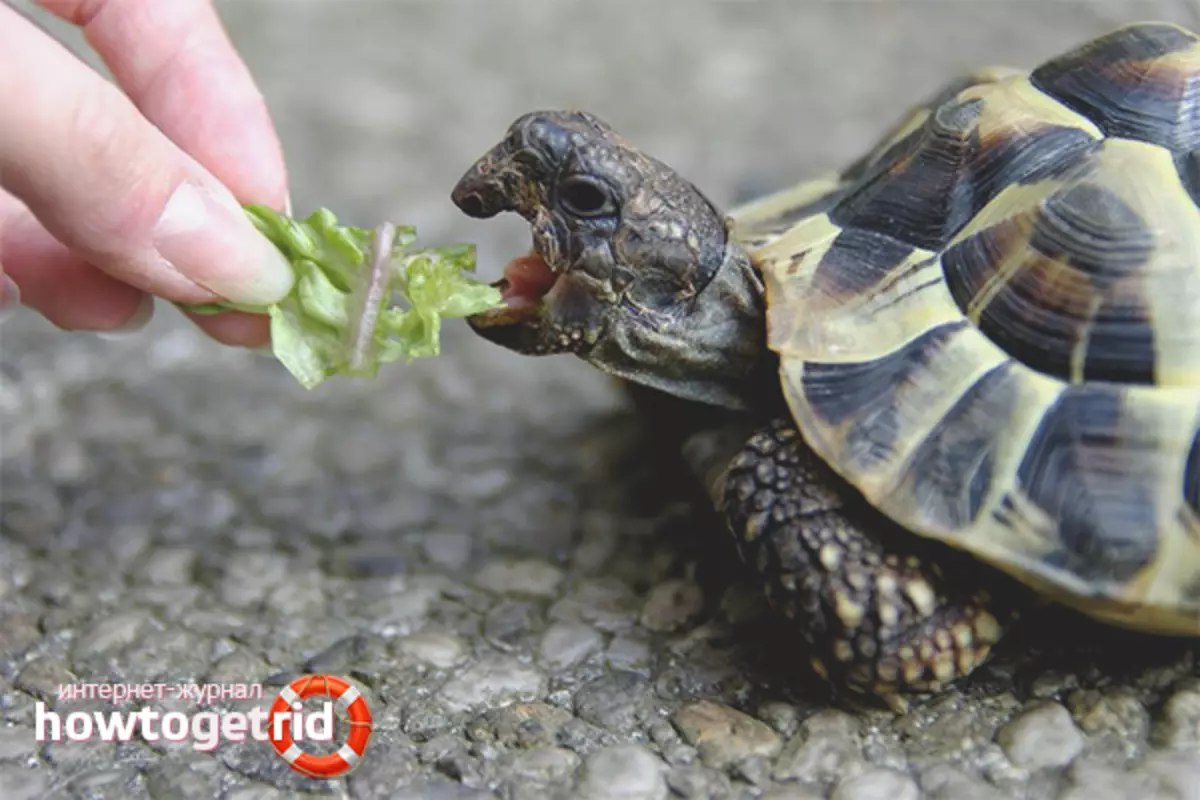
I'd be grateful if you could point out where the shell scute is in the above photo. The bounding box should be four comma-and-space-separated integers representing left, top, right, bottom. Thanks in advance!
1014, 384, 1159, 583
1031, 22, 1200, 152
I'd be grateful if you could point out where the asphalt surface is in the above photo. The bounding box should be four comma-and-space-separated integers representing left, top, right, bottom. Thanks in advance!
2, 1, 1199, 798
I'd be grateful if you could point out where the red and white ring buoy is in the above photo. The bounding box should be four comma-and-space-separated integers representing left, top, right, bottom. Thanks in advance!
269, 674, 373, 779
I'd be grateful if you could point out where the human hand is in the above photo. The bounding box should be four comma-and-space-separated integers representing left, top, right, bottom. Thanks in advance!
0, 0, 293, 347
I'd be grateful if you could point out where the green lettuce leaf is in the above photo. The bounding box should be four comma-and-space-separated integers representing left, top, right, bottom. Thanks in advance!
184, 205, 502, 389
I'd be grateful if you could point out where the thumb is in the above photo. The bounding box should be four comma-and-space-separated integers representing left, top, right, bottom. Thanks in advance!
0, 4, 293, 306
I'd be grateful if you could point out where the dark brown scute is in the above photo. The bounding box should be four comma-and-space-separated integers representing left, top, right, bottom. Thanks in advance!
830, 99, 980, 251
1185, 426, 1200, 517
831, 97, 1098, 252
809, 227, 915, 302
1015, 385, 1159, 582
1082, 291, 1157, 383
800, 321, 969, 472
903, 362, 1016, 530
1030, 23, 1200, 153
1032, 183, 1156, 281
941, 177, 1158, 385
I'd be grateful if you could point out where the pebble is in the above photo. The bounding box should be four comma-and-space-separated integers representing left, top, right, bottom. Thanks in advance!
574, 672, 653, 732
671, 699, 782, 769
773, 710, 864, 786
1067, 688, 1149, 738
0, 726, 35, 762
71, 611, 153, 658
510, 746, 580, 784
576, 745, 668, 800
0, 771, 48, 800
548, 578, 641, 632
919, 765, 1009, 800
484, 601, 542, 652
758, 701, 802, 739
665, 766, 711, 798
475, 559, 564, 598
1059, 758, 1158, 800
758, 788, 824, 800
538, 621, 604, 669
398, 632, 469, 669
13, 658, 74, 703
1155, 687, 1200, 749
831, 768, 920, 800
466, 702, 572, 748
423, 532, 474, 571
996, 701, 1084, 770
0, 614, 40, 656
139, 547, 197, 586
639, 580, 704, 632
1140, 750, 1200, 800
438, 658, 546, 714
604, 633, 654, 672
218, 552, 290, 607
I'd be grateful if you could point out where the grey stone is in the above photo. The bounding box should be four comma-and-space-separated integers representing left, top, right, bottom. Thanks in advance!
603, 633, 655, 673
1154, 687, 1200, 750
577, 745, 669, 800
0, 614, 41, 656
920, 765, 1009, 800
773, 710, 866, 787
483, 601, 542, 652
0, 770, 48, 800
0, 726, 35, 763
639, 580, 705, 633
509, 746, 581, 784
13, 659, 74, 703
466, 702, 572, 748
398, 632, 470, 669
1140, 750, 1200, 800
671, 699, 783, 769
574, 672, 654, 733
139, 546, 198, 586
71, 611, 154, 658
538, 621, 605, 669
831, 769, 921, 800
1059, 758, 1160, 800
996, 701, 1084, 770
438, 658, 546, 714
475, 559, 565, 598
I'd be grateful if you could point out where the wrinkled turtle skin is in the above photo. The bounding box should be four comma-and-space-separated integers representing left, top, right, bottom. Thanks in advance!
451, 21, 1200, 709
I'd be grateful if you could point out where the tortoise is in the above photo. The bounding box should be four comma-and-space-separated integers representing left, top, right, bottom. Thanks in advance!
450, 20, 1200, 707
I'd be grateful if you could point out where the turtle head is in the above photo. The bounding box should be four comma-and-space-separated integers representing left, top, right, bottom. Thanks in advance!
452, 110, 766, 410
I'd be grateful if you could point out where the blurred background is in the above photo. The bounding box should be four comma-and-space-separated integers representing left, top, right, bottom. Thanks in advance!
2, 2, 1199, 799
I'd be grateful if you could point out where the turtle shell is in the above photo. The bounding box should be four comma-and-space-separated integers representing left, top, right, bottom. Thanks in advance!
735, 22, 1200, 635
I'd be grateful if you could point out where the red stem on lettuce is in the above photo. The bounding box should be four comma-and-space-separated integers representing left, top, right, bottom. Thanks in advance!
348, 222, 397, 373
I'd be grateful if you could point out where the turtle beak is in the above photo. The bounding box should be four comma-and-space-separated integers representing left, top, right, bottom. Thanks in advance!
451, 147, 569, 353
451, 145, 518, 220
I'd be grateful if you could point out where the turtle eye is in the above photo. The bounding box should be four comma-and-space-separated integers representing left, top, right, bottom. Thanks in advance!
557, 176, 615, 218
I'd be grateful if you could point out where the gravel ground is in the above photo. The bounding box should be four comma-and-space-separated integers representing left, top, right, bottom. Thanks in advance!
2, 1, 1200, 798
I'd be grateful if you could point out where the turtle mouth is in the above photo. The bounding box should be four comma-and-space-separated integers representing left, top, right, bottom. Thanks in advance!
469, 240, 562, 328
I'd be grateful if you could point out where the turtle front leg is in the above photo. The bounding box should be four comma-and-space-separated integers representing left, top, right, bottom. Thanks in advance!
713, 419, 1018, 710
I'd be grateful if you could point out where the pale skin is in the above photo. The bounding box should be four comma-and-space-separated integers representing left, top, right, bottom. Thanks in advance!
0, 0, 294, 346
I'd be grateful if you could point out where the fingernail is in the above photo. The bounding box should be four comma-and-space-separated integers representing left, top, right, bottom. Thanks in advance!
153, 182, 295, 305
0, 273, 20, 325
283, 192, 294, 217
97, 294, 155, 340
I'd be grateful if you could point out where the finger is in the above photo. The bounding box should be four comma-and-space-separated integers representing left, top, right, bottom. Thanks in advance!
36, 0, 289, 210
0, 193, 151, 332
0, 3, 294, 306
183, 308, 272, 348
